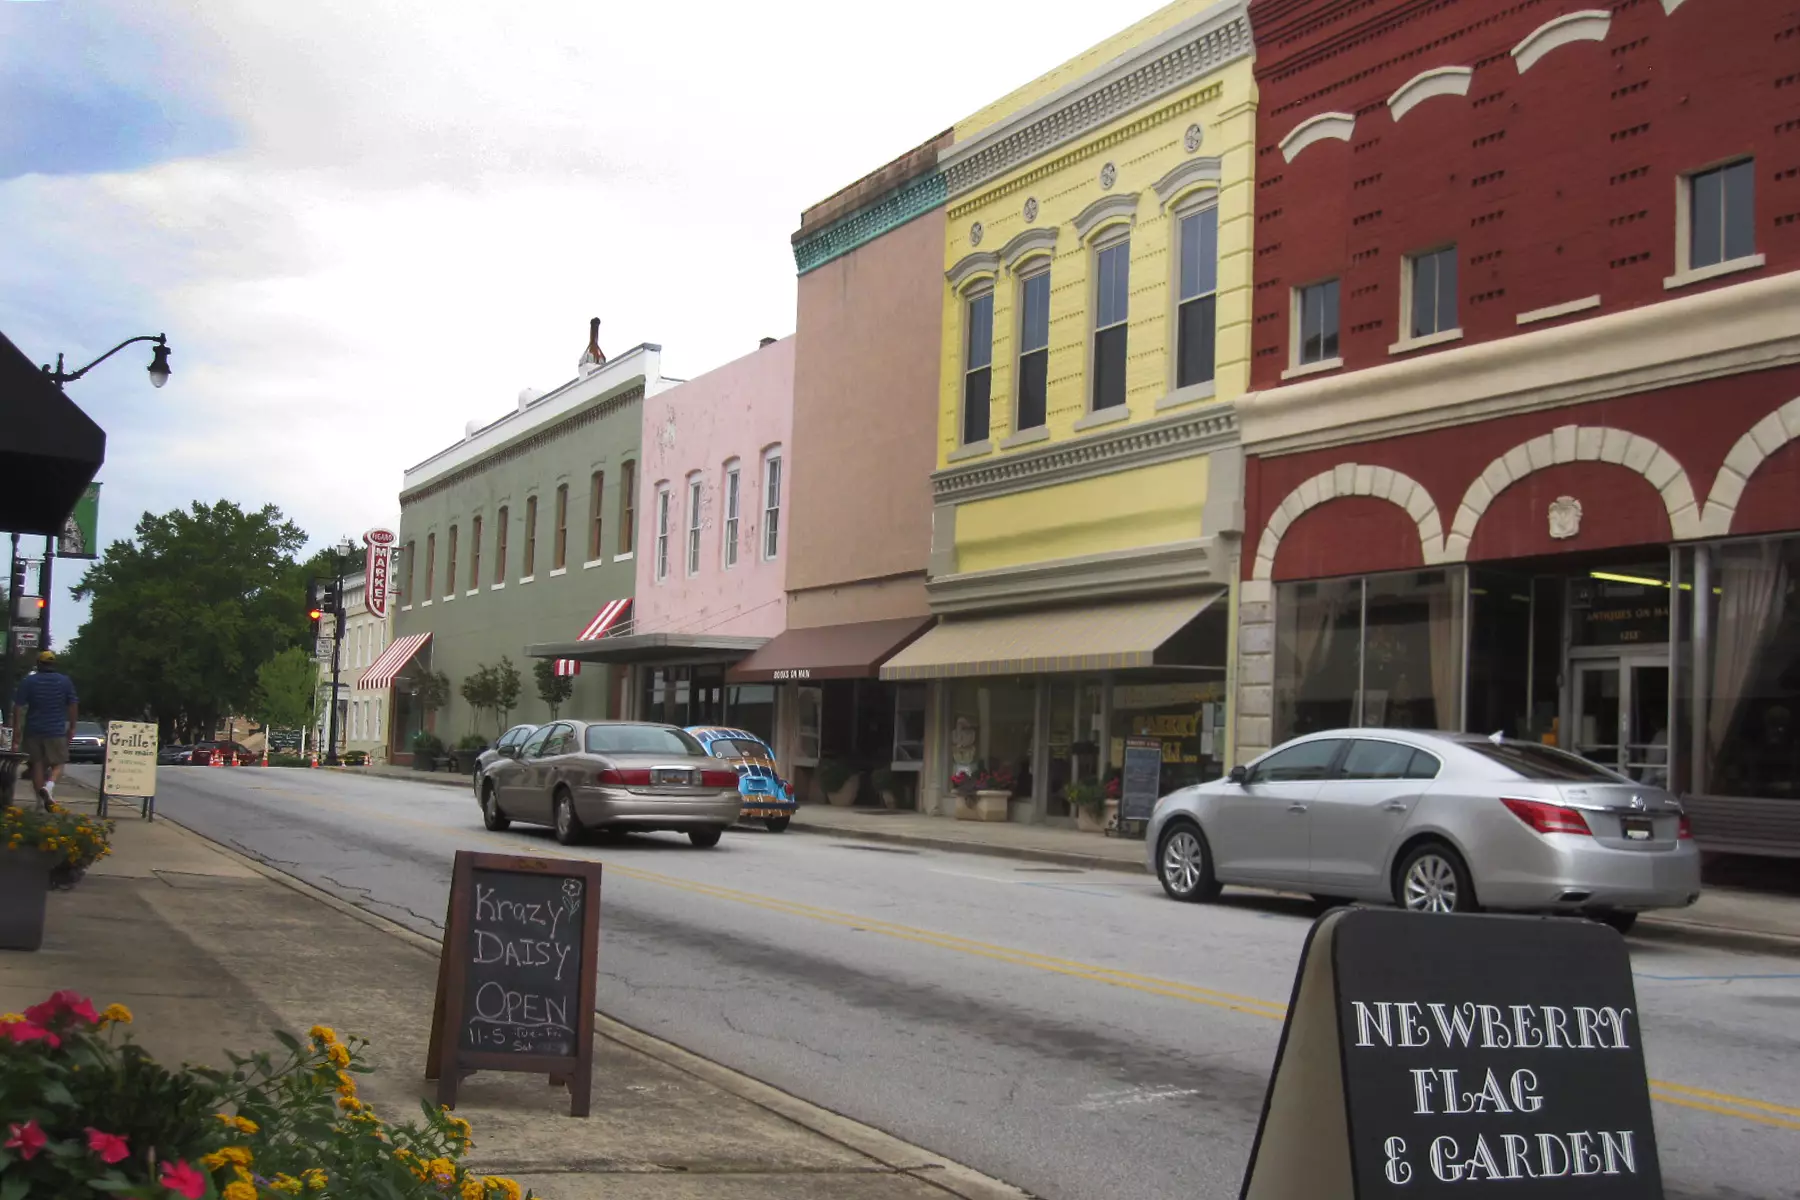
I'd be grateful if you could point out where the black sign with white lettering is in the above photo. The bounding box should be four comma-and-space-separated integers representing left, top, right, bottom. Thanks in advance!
426, 851, 602, 1116
1240, 909, 1661, 1200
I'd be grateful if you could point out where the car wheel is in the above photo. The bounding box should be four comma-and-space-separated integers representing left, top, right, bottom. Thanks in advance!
1598, 911, 1638, 935
481, 785, 510, 833
764, 816, 791, 833
553, 789, 584, 846
1395, 842, 1477, 914
688, 828, 724, 848
1157, 822, 1222, 903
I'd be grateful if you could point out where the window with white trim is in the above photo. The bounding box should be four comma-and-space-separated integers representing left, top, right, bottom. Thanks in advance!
1688, 160, 1755, 270
722, 462, 741, 569
1175, 203, 1218, 388
962, 289, 993, 445
1092, 237, 1130, 410
686, 475, 702, 576
654, 486, 671, 582
1296, 279, 1340, 365
762, 451, 782, 560
1016, 269, 1050, 431
1407, 246, 1458, 339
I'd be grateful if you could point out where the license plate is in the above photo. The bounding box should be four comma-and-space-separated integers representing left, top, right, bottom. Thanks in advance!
1621, 816, 1654, 841
652, 767, 693, 786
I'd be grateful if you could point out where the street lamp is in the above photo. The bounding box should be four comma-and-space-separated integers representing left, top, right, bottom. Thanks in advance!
322, 538, 358, 767
43, 332, 173, 392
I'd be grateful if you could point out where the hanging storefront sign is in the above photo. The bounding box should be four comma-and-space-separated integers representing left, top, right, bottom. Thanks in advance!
364, 528, 396, 619
57, 483, 101, 559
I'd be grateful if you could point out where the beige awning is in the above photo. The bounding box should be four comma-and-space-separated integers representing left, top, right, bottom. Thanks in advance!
879, 591, 1224, 681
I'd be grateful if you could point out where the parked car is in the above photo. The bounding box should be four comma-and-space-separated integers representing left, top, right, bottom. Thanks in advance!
68, 721, 106, 764
476, 720, 742, 847
685, 726, 796, 831
158, 744, 192, 765
179, 740, 256, 766
1147, 730, 1701, 933
472, 724, 539, 795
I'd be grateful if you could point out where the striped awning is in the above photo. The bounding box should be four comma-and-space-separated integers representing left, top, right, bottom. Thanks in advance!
878, 591, 1224, 680
555, 597, 632, 676
358, 632, 432, 690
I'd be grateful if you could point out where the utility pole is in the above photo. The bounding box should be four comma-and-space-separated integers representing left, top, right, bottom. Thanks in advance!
324, 545, 349, 766
3, 532, 18, 703
40, 534, 53, 650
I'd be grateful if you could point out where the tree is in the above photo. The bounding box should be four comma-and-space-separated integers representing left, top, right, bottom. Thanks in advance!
417, 669, 451, 725
459, 667, 498, 735
493, 657, 522, 729
251, 647, 316, 733
534, 657, 572, 719
67, 501, 310, 743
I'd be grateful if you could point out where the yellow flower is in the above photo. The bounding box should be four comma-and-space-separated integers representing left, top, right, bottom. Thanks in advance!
201, 1151, 228, 1170
222, 1184, 256, 1200
335, 1070, 358, 1097
309, 1024, 338, 1045
339, 1095, 364, 1112
326, 1041, 350, 1068
234, 1116, 258, 1134
271, 1176, 303, 1196
0, 1013, 22, 1024
304, 1168, 328, 1190
461, 1178, 487, 1200
487, 1178, 523, 1200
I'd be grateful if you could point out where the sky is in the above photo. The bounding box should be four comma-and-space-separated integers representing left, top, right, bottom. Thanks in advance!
2, 0, 1171, 643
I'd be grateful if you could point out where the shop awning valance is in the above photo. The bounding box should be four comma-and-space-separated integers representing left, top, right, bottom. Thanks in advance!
526, 630, 766, 669
359, 632, 432, 690
726, 616, 934, 683
0, 330, 106, 536
879, 591, 1226, 681
552, 598, 633, 676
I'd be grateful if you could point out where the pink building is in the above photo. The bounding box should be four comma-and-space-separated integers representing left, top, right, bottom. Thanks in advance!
610, 335, 795, 743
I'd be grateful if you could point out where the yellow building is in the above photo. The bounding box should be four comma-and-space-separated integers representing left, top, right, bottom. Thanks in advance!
882, 0, 1255, 826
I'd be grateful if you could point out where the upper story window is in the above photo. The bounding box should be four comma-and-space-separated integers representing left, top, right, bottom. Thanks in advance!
962, 289, 994, 445
686, 475, 703, 576
722, 462, 741, 569
762, 451, 782, 560
1016, 269, 1050, 432
402, 540, 415, 605
522, 495, 537, 577
494, 506, 508, 584
1296, 279, 1340, 366
1092, 238, 1130, 410
1689, 160, 1755, 270
588, 470, 605, 562
1176, 204, 1218, 388
619, 460, 637, 555
553, 483, 569, 570
1407, 246, 1458, 339
654, 486, 671, 581
469, 514, 482, 590
444, 524, 458, 597
424, 533, 435, 599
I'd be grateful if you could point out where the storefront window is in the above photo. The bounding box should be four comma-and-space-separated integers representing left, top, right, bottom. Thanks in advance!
1275, 576, 1362, 738
947, 679, 1035, 795
726, 683, 775, 744
1703, 537, 1800, 799
892, 684, 927, 767
1107, 673, 1227, 794
795, 686, 821, 765
1045, 679, 1104, 816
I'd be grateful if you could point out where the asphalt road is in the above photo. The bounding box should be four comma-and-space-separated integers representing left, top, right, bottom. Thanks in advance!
74, 764, 1800, 1200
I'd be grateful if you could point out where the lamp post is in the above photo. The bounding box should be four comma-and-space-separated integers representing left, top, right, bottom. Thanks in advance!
324, 538, 353, 767
28, 333, 173, 653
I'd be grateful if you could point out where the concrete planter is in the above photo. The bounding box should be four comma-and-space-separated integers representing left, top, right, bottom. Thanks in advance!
1075, 805, 1107, 833
825, 773, 862, 807
0, 849, 57, 952
956, 790, 1011, 822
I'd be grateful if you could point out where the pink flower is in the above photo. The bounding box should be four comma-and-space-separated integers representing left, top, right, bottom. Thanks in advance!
160, 1160, 208, 1199
85, 1127, 130, 1164
0, 1019, 60, 1049
25, 990, 99, 1026
4, 1120, 46, 1160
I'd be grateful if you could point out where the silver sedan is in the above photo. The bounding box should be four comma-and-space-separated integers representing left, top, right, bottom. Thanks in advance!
1146, 730, 1701, 933
477, 720, 744, 847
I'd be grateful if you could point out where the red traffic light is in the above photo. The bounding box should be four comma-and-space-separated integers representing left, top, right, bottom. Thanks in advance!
308, 607, 325, 621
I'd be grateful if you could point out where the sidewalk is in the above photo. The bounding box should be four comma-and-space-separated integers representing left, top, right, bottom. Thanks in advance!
0, 779, 1022, 1200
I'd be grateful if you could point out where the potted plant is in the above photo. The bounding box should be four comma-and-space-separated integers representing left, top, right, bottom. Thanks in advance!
409, 730, 445, 771
1065, 780, 1107, 832
815, 759, 861, 807
950, 766, 1014, 822
0, 805, 114, 950
452, 733, 489, 774
871, 768, 907, 810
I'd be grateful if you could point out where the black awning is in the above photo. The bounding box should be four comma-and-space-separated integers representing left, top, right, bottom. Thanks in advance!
0, 329, 106, 536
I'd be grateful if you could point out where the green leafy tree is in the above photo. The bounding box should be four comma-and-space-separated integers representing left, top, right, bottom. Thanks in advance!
459, 666, 499, 735
417, 668, 452, 730
493, 657, 522, 729
251, 647, 317, 734
534, 657, 572, 719
67, 501, 309, 743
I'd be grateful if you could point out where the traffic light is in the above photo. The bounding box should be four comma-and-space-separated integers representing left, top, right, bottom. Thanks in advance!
318, 581, 343, 618
10, 557, 42, 625
307, 580, 325, 630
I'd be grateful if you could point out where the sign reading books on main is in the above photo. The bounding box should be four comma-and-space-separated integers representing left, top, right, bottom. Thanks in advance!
364, 528, 396, 619
1241, 908, 1661, 1200
426, 851, 602, 1117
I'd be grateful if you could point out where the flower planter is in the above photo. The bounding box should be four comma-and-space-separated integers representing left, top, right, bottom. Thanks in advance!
956, 789, 1011, 822
0, 849, 58, 951
824, 773, 862, 807
1075, 805, 1106, 833
411, 754, 439, 772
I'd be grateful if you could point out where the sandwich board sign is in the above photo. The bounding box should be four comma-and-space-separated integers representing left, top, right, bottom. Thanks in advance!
1241, 908, 1661, 1200
99, 721, 158, 819
426, 851, 602, 1117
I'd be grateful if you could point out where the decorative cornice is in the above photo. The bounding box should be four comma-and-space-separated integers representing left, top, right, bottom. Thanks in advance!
400, 386, 644, 506
1387, 66, 1472, 122
946, 250, 1002, 291
1152, 156, 1222, 207
999, 227, 1059, 271
938, 0, 1252, 200
925, 537, 1225, 616
934, 404, 1240, 505
1278, 111, 1354, 163
1073, 192, 1141, 242
1512, 10, 1612, 74
793, 170, 947, 276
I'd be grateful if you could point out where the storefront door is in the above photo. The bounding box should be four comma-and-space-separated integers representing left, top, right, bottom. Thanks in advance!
1571, 654, 1669, 785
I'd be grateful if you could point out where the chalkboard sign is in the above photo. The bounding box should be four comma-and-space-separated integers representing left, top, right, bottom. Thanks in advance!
1242, 909, 1662, 1200
426, 851, 602, 1117
1120, 737, 1163, 822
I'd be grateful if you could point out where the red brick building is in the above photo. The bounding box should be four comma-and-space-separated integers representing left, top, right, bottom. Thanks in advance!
1232, 0, 1800, 854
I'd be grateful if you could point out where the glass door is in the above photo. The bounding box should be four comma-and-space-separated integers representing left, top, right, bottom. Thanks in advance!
1572, 656, 1669, 781
1573, 661, 1622, 770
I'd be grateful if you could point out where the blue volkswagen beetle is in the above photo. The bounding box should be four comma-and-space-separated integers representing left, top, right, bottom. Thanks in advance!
685, 726, 797, 832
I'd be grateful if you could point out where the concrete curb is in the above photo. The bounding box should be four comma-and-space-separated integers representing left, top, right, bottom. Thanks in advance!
152, 815, 1034, 1200
329, 766, 473, 793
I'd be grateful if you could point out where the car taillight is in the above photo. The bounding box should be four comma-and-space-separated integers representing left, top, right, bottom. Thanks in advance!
1501, 797, 1592, 836
597, 768, 653, 786
1678, 813, 1693, 840
701, 769, 740, 789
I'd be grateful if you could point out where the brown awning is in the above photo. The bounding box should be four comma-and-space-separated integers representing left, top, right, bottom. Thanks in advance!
726, 616, 934, 683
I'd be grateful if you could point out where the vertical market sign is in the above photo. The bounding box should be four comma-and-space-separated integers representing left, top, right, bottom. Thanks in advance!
364, 528, 396, 618
57, 483, 101, 559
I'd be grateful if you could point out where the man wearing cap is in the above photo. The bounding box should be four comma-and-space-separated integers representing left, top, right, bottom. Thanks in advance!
11, 650, 79, 808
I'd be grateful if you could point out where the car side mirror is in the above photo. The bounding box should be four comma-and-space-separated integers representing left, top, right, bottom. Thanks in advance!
1229, 764, 1249, 786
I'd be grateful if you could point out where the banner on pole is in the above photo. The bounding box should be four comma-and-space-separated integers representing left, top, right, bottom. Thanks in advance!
57, 483, 101, 559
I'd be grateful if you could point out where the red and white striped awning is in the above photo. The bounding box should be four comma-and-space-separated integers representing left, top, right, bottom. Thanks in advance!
358, 632, 432, 690
555, 598, 632, 676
